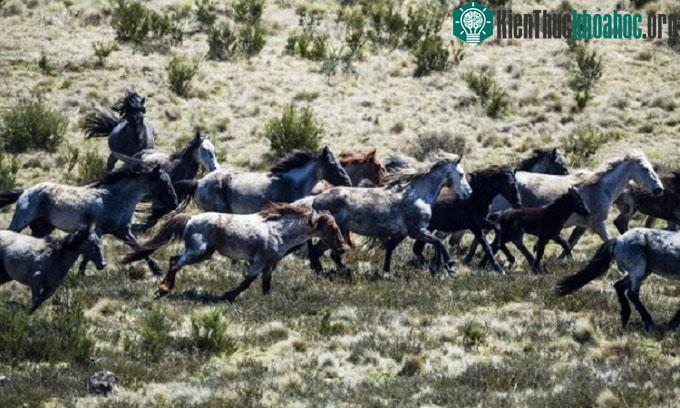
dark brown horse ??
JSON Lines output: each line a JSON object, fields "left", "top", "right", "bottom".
{"left": 614, "top": 171, "right": 680, "bottom": 233}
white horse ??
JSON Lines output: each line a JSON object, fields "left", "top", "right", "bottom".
{"left": 557, "top": 228, "right": 680, "bottom": 332}
{"left": 491, "top": 151, "right": 663, "bottom": 250}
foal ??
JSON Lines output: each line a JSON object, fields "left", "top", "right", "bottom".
{"left": 122, "top": 203, "right": 345, "bottom": 302}
{"left": 412, "top": 166, "right": 521, "bottom": 273}
{"left": 484, "top": 187, "right": 591, "bottom": 272}
{"left": 0, "top": 223, "right": 106, "bottom": 312}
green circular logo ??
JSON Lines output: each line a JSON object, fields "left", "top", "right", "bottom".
{"left": 453, "top": 2, "right": 494, "bottom": 46}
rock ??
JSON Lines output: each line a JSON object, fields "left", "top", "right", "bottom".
{"left": 0, "top": 375, "right": 8, "bottom": 386}
{"left": 87, "top": 371, "right": 119, "bottom": 396}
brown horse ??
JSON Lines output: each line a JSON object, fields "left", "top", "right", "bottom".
{"left": 614, "top": 171, "right": 680, "bottom": 233}
{"left": 311, "top": 149, "right": 387, "bottom": 194}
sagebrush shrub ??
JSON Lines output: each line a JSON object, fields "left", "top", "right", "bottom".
{"left": 194, "top": 0, "right": 218, "bottom": 30}
{"left": 76, "top": 150, "right": 107, "bottom": 184}
{"left": 166, "top": 56, "right": 198, "bottom": 97}
{"left": 408, "top": 130, "right": 470, "bottom": 161}
{"left": 0, "top": 95, "right": 67, "bottom": 153}
{"left": 285, "top": 9, "right": 328, "bottom": 61}
{"left": 92, "top": 42, "right": 113, "bottom": 66}
{"left": 239, "top": 24, "right": 266, "bottom": 57}
{"left": 570, "top": 45, "right": 603, "bottom": 111}
{"left": 128, "top": 307, "right": 173, "bottom": 362}
{"left": 0, "top": 155, "right": 19, "bottom": 191}
{"left": 362, "top": 0, "right": 405, "bottom": 48}
{"left": 190, "top": 309, "right": 237, "bottom": 356}
{"left": 0, "top": 299, "right": 94, "bottom": 365}
{"left": 207, "top": 23, "right": 238, "bottom": 60}
{"left": 233, "top": 0, "right": 264, "bottom": 25}
{"left": 412, "top": 34, "right": 449, "bottom": 77}
{"left": 465, "top": 71, "right": 510, "bottom": 117}
{"left": 112, "top": 0, "right": 183, "bottom": 47}
{"left": 263, "top": 104, "right": 323, "bottom": 155}
{"left": 403, "top": 2, "right": 446, "bottom": 49}
{"left": 562, "top": 124, "right": 614, "bottom": 165}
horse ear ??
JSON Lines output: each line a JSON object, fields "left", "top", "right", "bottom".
{"left": 367, "top": 148, "right": 377, "bottom": 158}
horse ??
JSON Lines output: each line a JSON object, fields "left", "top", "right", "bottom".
{"left": 311, "top": 149, "right": 387, "bottom": 193}
{"left": 82, "top": 90, "right": 157, "bottom": 170}
{"left": 130, "top": 132, "right": 219, "bottom": 231}
{"left": 483, "top": 187, "right": 591, "bottom": 272}
{"left": 613, "top": 171, "right": 680, "bottom": 233}
{"left": 0, "top": 158, "right": 177, "bottom": 276}
{"left": 299, "top": 152, "right": 472, "bottom": 279}
{"left": 411, "top": 165, "right": 522, "bottom": 273}
{"left": 172, "top": 146, "right": 352, "bottom": 214}
{"left": 0, "top": 223, "right": 105, "bottom": 313}
{"left": 489, "top": 151, "right": 663, "bottom": 253}
{"left": 122, "top": 203, "right": 345, "bottom": 302}
{"left": 556, "top": 228, "right": 680, "bottom": 332}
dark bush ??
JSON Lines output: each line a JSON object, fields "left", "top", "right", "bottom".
{"left": 0, "top": 155, "right": 19, "bottom": 191}
{"left": 285, "top": 8, "right": 328, "bottom": 61}
{"left": 0, "top": 95, "right": 67, "bottom": 153}
{"left": 194, "top": 0, "right": 218, "bottom": 30}
{"left": 263, "top": 104, "right": 323, "bottom": 155}
{"left": 166, "top": 56, "right": 198, "bottom": 97}
{"left": 239, "top": 24, "right": 266, "bottom": 57}
{"left": 112, "top": 0, "right": 183, "bottom": 47}
{"left": 207, "top": 23, "right": 238, "bottom": 61}
{"left": 190, "top": 309, "right": 237, "bottom": 356}
{"left": 233, "top": 0, "right": 265, "bottom": 25}
{"left": 412, "top": 34, "right": 449, "bottom": 77}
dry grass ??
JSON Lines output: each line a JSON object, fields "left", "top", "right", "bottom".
{"left": 1, "top": 0, "right": 679, "bottom": 406}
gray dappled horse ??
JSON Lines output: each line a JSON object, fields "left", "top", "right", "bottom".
{"left": 131, "top": 132, "right": 219, "bottom": 231}
{"left": 122, "top": 203, "right": 345, "bottom": 302}
{"left": 490, "top": 151, "right": 663, "bottom": 252}
{"left": 0, "top": 223, "right": 105, "bottom": 313}
{"left": 82, "top": 90, "right": 157, "bottom": 170}
{"left": 173, "top": 146, "right": 352, "bottom": 214}
{"left": 0, "top": 158, "right": 177, "bottom": 276}
{"left": 557, "top": 228, "right": 680, "bottom": 333}
{"left": 299, "top": 152, "right": 473, "bottom": 279}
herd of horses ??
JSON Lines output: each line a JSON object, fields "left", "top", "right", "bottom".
{"left": 0, "top": 90, "right": 679, "bottom": 333}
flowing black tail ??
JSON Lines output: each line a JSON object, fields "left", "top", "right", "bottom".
{"left": 0, "top": 189, "right": 23, "bottom": 209}
{"left": 122, "top": 215, "right": 190, "bottom": 263}
{"left": 81, "top": 106, "right": 119, "bottom": 138}
{"left": 555, "top": 239, "right": 616, "bottom": 296}
{"left": 172, "top": 180, "right": 198, "bottom": 212}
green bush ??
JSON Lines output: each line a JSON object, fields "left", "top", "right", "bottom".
{"left": 408, "top": 130, "right": 470, "bottom": 161}
{"left": 125, "top": 306, "right": 174, "bottom": 362}
{"left": 570, "top": 45, "right": 603, "bottom": 111}
{"left": 166, "top": 56, "right": 198, "bottom": 97}
{"left": 263, "top": 104, "right": 323, "bottom": 155}
{"left": 37, "top": 52, "right": 54, "bottom": 75}
{"left": 285, "top": 9, "right": 328, "bottom": 61}
{"left": 0, "top": 95, "right": 67, "bottom": 153}
{"left": 362, "top": 0, "right": 405, "bottom": 48}
{"left": 207, "top": 23, "right": 238, "bottom": 60}
{"left": 461, "top": 320, "right": 485, "bottom": 349}
{"left": 92, "top": 42, "right": 113, "bottom": 67}
{"left": 0, "top": 299, "right": 94, "bottom": 365}
{"left": 562, "top": 124, "right": 616, "bottom": 165}
{"left": 0, "top": 155, "right": 19, "bottom": 191}
{"left": 412, "top": 34, "right": 449, "bottom": 77}
{"left": 465, "top": 71, "right": 510, "bottom": 117}
{"left": 239, "top": 24, "right": 266, "bottom": 57}
{"left": 190, "top": 309, "right": 237, "bottom": 356}
{"left": 233, "top": 0, "right": 264, "bottom": 25}
{"left": 403, "top": 2, "right": 446, "bottom": 49}
{"left": 194, "top": 0, "right": 218, "bottom": 30}
{"left": 112, "top": 0, "right": 183, "bottom": 47}
{"left": 75, "top": 150, "right": 106, "bottom": 184}
{"left": 341, "top": 7, "right": 367, "bottom": 58}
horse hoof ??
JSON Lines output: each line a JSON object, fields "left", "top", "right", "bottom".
{"left": 154, "top": 289, "right": 168, "bottom": 299}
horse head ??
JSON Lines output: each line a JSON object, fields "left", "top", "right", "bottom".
{"left": 630, "top": 153, "right": 664, "bottom": 197}
{"left": 434, "top": 151, "right": 472, "bottom": 199}
{"left": 191, "top": 132, "right": 219, "bottom": 172}
{"left": 309, "top": 210, "right": 345, "bottom": 250}
{"left": 495, "top": 166, "right": 522, "bottom": 208}
{"left": 339, "top": 149, "right": 387, "bottom": 186}
{"left": 113, "top": 90, "right": 146, "bottom": 136}
{"left": 520, "top": 148, "right": 570, "bottom": 175}
{"left": 319, "top": 146, "right": 352, "bottom": 187}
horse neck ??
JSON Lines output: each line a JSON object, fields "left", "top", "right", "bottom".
{"left": 269, "top": 217, "right": 313, "bottom": 250}
{"left": 46, "top": 239, "right": 82, "bottom": 281}
{"left": 404, "top": 167, "right": 449, "bottom": 206}
{"left": 101, "top": 177, "right": 148, "bottom": 208}
{"left": 469, "top": 173, "right": 500, "bottom": 207}
{"left": 545, "top": 196, "right": 577, "bottom": 223}
{"left": 280, "top": 161, "right": 322, "bottom": 194}
{"left": 342, "top": 162, "right": 362, "bottom": 184}
{"left": 588, "top": 161, "right": 635, "bottom": 203}
{"left": 170, "top": 150, "right": 199, "bottom": 180}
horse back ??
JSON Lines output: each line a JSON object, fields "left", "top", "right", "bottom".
{"left": 617, "top": 229, "right": 680, "bottom": 280}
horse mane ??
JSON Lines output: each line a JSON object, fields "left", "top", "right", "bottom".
{"left": 170, "top": 134, "right": 202, "bottom": 161}
{"left": 516, "top": 148, "right": 552, "bottom": 171}
{"left": 573, "top": 151, "right": 647, "bottom": 186}
{"left": 269, "top": 150, "right": 318, "bottom": 174}
{"left": 383, "top": 155, "right": 459, "bottom": 190}
{"left": 48, "top": 228, "right": 88, "bottom": 253}
{"left": 111, "top": 90, "right": 144, "bottom": 118}
{"left": 87, "top": 166, "right": 147, "bottom": 187}
{"left": 338, "top": 149, "right": 377, "bottom": 165}
{"left": 259, "top": 202, "right": 310, "bottom": 220}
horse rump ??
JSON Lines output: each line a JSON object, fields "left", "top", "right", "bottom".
{"left": 0, "top": 188, "right": 23, "bottom": 209}
{"left": 82, "top": 105, "right": 119, "bottom": 138}
{"left": 555, "top": 239, "right": 616, "bottom": 296}
{"left": 122, "top": 214, "right": 190, "bottom": 263}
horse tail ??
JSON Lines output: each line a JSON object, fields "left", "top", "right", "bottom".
{"left": 555, "top": 239, "right": 616, "bottom": 296}
{"left": 121, "top": 214, "right": 190, "bottom": 263}
{"left": 0, "top": 188, "right": 23, "bottom": 209}
{"left": 172, "top": 180, "right": 198, "bottom": 212}
{"left": 81, "top": 106, "right": 119, "bottom": 138}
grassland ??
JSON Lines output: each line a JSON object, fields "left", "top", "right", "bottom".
{"left": 0, "top": 0, "right": 679, "bottom": 406}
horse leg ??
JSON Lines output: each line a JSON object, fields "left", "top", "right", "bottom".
{"left": 613, "top": 214, "right": 630, "bottom": 234}
{"left": 511, "top": 237, "right": 536, "bottom": 268}
{"left": 531, "top": 236, "right": 549, "bottom": 273}
{"left": 156, "top": 247, "right": 214, "bottom": 298}
{"left": 261, "top": 265, "right": 276, "bottom": 295}
{"left": 553, "top": 235, "right": 572, "bottom": 259}
{"left": 463, "top": 238, "right": 481, "bottom": 265}
{"left": 412, "top": 240, "right": 427, "bottom": 265}
{"left": 614, "top": 276, "right": 632, "bottom": 328}
{"left": 565, "top": 226, "right": 588, "bottom": 254}
{"left": 29, "top": 218, "right": 55, "bottom": 238}
{"left": 473, "top": 225, "right": 503, "bottom": 273}
{"left": 413, "top": 228, "right": 454, "bottom": 275}
{"left": 222, "top": 256, "right": 266, "bottom": 303}
{"left": 120, "top": 228, "right": 163, "bottom": 276}
{"left": 626, "top": 274, "right": 656, "bottom": 331}
{"left": 644, "top": 216, "right": 656, "bottom": 228}
{"left": 379, "top": 236, "right": 404, "bottom": 279}
{"left": 665, "top": 306, "right": 680, "bottom": 332}
{"left": 106, "top": 154, "right": 117, "bottom": 171}
{"left": 307, "top": 240, "right": 325, "bottom": 275}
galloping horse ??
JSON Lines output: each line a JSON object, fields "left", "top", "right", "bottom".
{"left": 490, "top": 151, "right": 664, "bottom": 251}
{"left": 311, "top": 149, "right": 387, "bottom": 193}
{"left": 173, "top": 146, "right": 352, "bottom": 214}
{"left": 557, "top": 228, "right": 680, "bottom": 332}
{"left": 123, "top": 203, "right": 345, "bottom": 302}
{"left": 131, "top": 132, "right": 219, "bottom": 231}
{"left": 82, "top": 90, "right": 157, "bottom": 170}
{"left": 614, "top": 171, "right": 680, "bottom": 233}
{"left": 0, "top": 223, "right": 105, "bottom": 313}
{"left": 0, "top": 159, "right": 177, "bottom": 275}
{"left": 299, "top": 152, "right": 472, "bottom": 278}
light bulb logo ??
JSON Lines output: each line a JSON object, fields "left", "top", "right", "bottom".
{"left": 453, "top": 2, "right": 494, "bottom": 46}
